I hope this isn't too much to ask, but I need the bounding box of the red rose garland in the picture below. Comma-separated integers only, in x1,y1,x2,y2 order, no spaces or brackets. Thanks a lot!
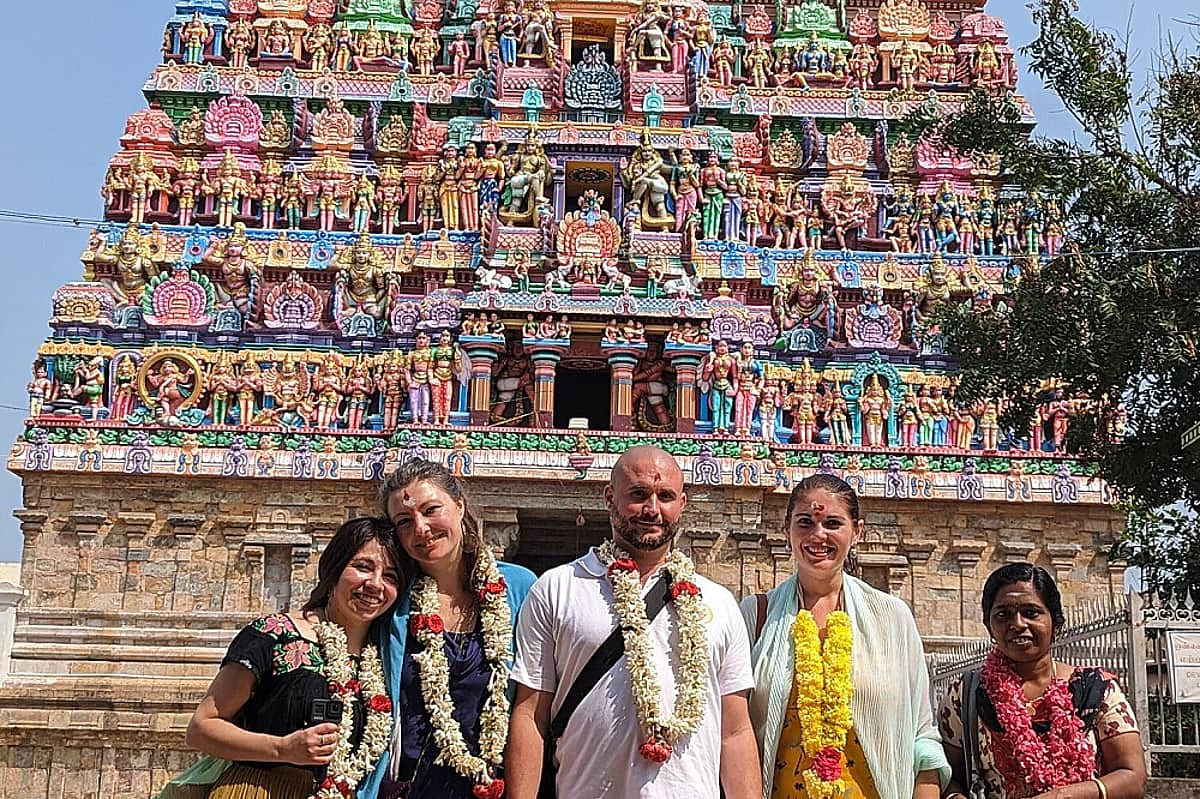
981,649,1096,796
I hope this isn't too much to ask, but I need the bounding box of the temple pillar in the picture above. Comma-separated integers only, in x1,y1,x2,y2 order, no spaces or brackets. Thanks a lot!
665,343,706,433
462,337,506,425
526,343,568,428
552,162,566,218
603,342,646,432
13,509,48,594
117,511,157,610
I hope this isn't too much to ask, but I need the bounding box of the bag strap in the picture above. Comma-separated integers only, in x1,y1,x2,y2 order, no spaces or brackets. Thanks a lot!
754,593,768,642
960,668,981,792
547,571,671,741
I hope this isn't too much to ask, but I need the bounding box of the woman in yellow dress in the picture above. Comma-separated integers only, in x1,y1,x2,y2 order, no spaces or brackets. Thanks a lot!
741,474,949,799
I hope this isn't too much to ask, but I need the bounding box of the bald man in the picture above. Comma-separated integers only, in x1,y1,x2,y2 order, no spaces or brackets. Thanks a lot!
507,446,760,799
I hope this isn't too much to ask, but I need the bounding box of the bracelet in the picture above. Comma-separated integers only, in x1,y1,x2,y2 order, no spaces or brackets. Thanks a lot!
1092,776,1108,799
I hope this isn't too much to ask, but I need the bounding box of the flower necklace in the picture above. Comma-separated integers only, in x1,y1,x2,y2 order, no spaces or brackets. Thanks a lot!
311,620,393,799
409,546,512,799
981,649,1095,796
789,594,854,799
596,540,709,763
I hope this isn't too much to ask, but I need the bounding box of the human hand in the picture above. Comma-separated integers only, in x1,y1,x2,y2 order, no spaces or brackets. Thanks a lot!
279,722,339,766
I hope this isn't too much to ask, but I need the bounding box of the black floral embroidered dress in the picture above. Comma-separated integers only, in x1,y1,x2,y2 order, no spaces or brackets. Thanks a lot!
222,613,365,773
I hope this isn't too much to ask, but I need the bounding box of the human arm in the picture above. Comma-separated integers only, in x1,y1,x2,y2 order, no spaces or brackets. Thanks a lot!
901,599,951,791
184,663,338,766
506,571,557,799
505,684,553,799
913,768,941,799
1027,703,1147,799
719,689,762,799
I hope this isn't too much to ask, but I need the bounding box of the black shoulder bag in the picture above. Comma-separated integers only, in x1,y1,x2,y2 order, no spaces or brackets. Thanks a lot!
960,668,988,799
537,572,672,799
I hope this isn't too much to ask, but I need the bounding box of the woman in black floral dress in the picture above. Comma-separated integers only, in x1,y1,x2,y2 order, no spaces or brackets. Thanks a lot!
176,517,403,799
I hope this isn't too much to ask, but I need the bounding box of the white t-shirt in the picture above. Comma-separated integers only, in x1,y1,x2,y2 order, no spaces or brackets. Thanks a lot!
512,548,754,799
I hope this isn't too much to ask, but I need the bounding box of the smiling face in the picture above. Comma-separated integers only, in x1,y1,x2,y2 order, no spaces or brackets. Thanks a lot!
604,448,687,553
986,580,1057,663
327,538,401,626
786,487,863,582
387,479,466,571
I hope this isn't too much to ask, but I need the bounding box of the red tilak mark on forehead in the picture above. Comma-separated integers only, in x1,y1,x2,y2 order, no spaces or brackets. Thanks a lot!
653,471,663,482
401,490,415,508
810,501,826,520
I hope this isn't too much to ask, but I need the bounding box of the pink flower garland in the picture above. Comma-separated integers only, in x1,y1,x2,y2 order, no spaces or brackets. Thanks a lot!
980,649,1096,796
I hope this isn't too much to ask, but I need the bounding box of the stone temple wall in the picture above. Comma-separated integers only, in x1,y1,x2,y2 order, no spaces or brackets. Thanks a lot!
0,471,1124,797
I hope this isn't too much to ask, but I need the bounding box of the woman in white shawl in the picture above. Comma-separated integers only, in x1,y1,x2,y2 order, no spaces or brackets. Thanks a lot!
740,474,949,799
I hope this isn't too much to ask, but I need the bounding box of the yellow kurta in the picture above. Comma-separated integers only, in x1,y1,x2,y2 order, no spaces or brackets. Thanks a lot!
772,683,881,799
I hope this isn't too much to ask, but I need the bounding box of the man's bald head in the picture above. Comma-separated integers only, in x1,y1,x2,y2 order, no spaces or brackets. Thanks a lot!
605,446,687,553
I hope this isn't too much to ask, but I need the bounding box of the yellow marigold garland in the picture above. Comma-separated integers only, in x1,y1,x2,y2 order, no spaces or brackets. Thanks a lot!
791,609,854,799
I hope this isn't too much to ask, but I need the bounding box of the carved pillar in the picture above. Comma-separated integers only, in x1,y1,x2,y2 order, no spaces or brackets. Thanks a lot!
901,538,935,625
13,510,48,594
1105,552,1128,604
526,343,567,428
688,530,720,579
949,539,987,638
552,161,566,217
66,512,106,608
117,512,157,610
997,539,1036,564
602,342,646,432
462,337,506,425
558,18,574,64
733,531,764,600
289,544,312,611
482,507,521,560
665,344,704,433
1044,542,1082,581
220,517,254,613
168,513,206,612
768,538,792,588
244,545,265,613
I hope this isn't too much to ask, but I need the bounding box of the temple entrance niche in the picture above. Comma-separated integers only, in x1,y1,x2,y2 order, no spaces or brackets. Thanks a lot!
554,360,611,429
515,508,610,574
569,18,615,66
565,161,616,217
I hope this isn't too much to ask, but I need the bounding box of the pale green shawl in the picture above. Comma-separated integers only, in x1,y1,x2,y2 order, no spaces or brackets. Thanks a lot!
740,574,950,799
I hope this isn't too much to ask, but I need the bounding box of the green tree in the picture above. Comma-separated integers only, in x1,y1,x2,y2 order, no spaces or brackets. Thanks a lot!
909,0,1200,510
1111,505,1200,597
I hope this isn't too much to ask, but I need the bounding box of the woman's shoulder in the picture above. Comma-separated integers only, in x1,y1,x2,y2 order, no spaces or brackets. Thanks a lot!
243,612,303,639
846,573,913,617
497,561,537,597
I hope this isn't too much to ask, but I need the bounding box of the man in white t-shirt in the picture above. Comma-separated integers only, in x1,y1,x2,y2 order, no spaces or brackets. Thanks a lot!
506,445,761,799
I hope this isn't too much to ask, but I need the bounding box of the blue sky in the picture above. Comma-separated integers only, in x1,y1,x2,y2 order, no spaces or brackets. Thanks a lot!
0,1,1188,560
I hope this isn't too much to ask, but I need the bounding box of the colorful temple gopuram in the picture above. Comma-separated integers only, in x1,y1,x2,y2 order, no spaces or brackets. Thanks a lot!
4,0,1128,791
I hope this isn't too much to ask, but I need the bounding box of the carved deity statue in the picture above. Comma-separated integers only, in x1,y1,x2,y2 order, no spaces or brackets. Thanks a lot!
860,375,891,447
627,0,672,70
93,227,161,308
621,130,674,231
519,0,556,66
204,150,251,228
701,338,737,434
334,232,390,331
202,222,260,317
499,131,553,225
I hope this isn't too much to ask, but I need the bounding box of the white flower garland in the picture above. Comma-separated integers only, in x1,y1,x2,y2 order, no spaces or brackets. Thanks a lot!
596,540,709,762
409,546,512,798
312,621,393,799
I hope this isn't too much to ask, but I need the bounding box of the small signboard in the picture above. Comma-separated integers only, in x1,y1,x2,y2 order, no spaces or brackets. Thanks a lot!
1183,421,1200,451
1166,630,1200,703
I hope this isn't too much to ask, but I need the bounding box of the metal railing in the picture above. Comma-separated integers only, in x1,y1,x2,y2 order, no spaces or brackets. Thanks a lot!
926,591,1200,776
